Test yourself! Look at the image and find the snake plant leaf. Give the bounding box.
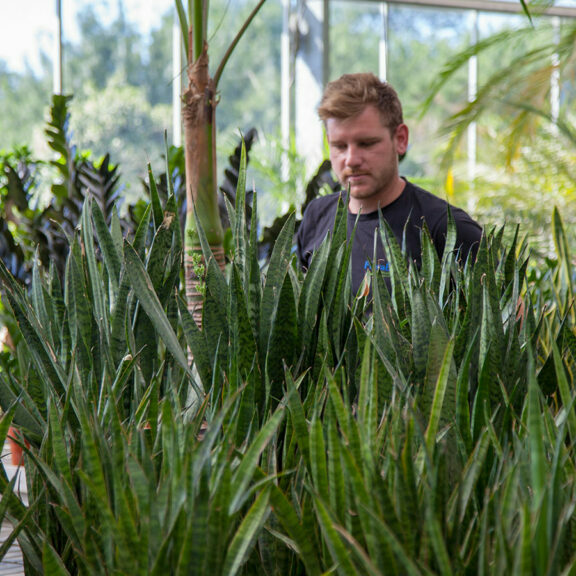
[455,232,488,368]
[512,503,533,574]
[298,236,329,359]
[260,212,295,353]
[424,336,456,456]
[48,261,67,349]
[269,483,323,576]
[425,502,454,576]
[204,463,232,575]
[0,262,66,397]
[323,199,349,316]
[109,269,133,366]
[471,346,496,442]
[172,473,210,576]
[91,197,122,293]
[265,271,297,406]
[420,221,441,295]
[177,296,212,390]
[47,400,74,488]
[298,194,346,362]
[229,407,284,515]
[309,415,329,501]
[313,495,357,575]
[561,321,576,366]
[339,445,395,571]
[231,138,248,276]
[370,275,407,384]
[396,419,420,556]
[502,224,521,290]
[411,285,432,384]
[326,414,347,523]
[0,373,45,441]
[65,236,95,381]
[552,207,574,317]
[123,241,193,380]
[147,163,165,229]
[224,194,237,242]
[479,284,505,411]
[357,338,378,446]
[247,189,261,331]
[326,243,353,360]
[0,477,28,558]
[30,255,51,338]
[132,202,153,259]
[540,316,576,397]
[222,486,271,576]
[234,370,261,444]
[379,217,409,316]
[145,194,182,305]
[228,263,257,378]
[202,259,230,373]
[327,373,351,438]
[81,198,108,339]
[42,540,73,576]
[438,205,458,302]
[284,370,311,466]
[528,355,546,504]
[455,329,477,454]
[360,505,424,576]
[456,428,491,525]
[133,312,158,387]
[27,453,86,550]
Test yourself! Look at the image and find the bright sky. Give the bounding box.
[0,0,173,73]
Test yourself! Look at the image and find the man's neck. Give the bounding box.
[348,177,406,214]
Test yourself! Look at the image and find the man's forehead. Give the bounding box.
[326,109,388,138]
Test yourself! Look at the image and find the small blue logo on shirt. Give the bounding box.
[364,260,390,273]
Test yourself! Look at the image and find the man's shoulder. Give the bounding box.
[303,191,342,214]
[403,180,480,227]
[403,180,448,209]
[299,192,342,235]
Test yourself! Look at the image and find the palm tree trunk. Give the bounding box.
[182,41,225,327]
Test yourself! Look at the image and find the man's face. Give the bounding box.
[326,105,408,212]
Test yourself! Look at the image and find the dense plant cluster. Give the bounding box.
[0,145,575,574]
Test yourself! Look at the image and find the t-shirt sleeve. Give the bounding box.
[428,206,482,264]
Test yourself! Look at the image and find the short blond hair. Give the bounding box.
[318,73,404,131]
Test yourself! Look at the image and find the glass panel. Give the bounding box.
[0,1,53,149]
[387,5,470,179]
[63,0,174,190]
[329,1,381,78]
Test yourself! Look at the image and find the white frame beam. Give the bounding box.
[369,0,576,18]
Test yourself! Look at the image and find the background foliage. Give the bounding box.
[4,0,575,246]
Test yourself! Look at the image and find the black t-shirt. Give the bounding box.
[296,179,483,294]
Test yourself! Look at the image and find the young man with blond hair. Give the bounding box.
[297,73,482,294]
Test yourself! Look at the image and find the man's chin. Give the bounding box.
[348,185,373,198]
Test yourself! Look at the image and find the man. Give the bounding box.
[297,73,482,295]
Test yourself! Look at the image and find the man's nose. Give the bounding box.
[345,145,362,167]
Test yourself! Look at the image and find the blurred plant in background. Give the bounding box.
[422,13,576,271]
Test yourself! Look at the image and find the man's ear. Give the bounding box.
[395,124,409,156]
